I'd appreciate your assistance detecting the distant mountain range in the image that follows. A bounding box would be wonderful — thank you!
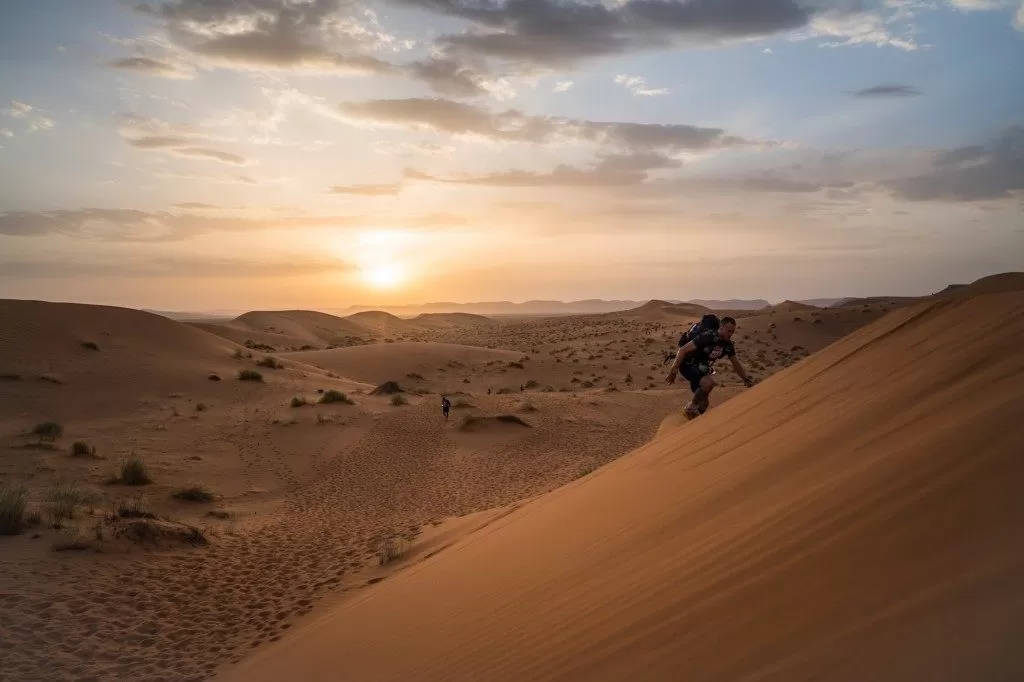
[146,297,865,321]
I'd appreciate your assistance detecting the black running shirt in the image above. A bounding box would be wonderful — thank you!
[685,330,735,368]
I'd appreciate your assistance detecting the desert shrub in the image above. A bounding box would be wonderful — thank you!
[290,396,307,408]
[390,394,408,406]
[319,390,353,405]
[81,341,100,351]
[195,402,208,413]
[118,457,152,485]
[453,398,473,408]
[377,535,408,565]
[0,483,28,535]
[70,440,96,457]
[117,495,155,519]
[517,401,537,413]
[576,458,598,479]
[257,357,282,369]
[0,372,23,380]
[32,421,63,442]
[44,481,97,526]
[237,369,264,382]
[173,484,214,502]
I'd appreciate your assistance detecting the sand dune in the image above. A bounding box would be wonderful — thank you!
[220,283,1024,682]
[411,312,495,328]
[231,310,378,345]
[188,321,319,352]
[616,299,711,322]
[764,299,820,314]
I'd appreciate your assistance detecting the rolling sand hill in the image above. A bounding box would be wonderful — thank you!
[411,312,495,329]
[617,299,711,322]
[764,299,820,314]
[229,310,375,346]
[344,310,416,337]
[0,300,248,420]
[219,278,1024,682]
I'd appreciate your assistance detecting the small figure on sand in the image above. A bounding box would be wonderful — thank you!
[441,395,451,420]
[666,315,755,418]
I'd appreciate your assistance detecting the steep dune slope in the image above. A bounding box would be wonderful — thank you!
[222,287,1024,682]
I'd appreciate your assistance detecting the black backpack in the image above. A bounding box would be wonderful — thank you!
[678,314,720,347]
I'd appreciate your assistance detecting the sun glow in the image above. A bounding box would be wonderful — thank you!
[361,262,405,289]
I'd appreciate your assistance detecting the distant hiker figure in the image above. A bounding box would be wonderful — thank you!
[665,316,754,418]
[441,396,451,420]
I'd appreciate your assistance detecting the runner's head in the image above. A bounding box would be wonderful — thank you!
[718,316,737,340]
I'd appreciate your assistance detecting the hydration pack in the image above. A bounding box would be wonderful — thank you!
[678,313,720,347]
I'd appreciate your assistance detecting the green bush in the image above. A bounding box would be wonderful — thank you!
[238,369,264,382]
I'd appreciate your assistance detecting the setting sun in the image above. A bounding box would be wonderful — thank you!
[362,263,405,289]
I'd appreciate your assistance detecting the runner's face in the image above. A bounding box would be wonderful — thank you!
[719,322,736,340]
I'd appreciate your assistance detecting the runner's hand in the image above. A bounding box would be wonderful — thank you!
[666,369,677,384]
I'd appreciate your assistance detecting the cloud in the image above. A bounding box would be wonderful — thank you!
[882,125,1024,201]
[329,184,402,195]
[337,97,765,152]
[614,74,670,96]
[0,207,470,241]
[107,56,195,79]
[393,0,814,67]
[157,171,260,184]
[172,147,248,164]
[118,113,248,165]
[172,202,219,209]
[795,7,919,51]
[0,129,12,138]
[851,84,922,97]
[405,152,682,187]
[0,255,349,279]
[553,80,574,92]
[4,101,33,118]
[132,0,399,74]
[404,57,514,99]
[3,100,56,133]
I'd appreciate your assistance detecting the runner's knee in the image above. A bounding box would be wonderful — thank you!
[699,376,716,392]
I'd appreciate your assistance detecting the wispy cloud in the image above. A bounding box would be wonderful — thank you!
[614,75,670,96]
[2,100,56,133]
[553,81,574,92]
[851,84,923,97]
[328,184,402,196]
[107,56,195,79]
[337,97,767,153]
[0,207,472,241]
[118,113,248,165]
[406,152,682,187]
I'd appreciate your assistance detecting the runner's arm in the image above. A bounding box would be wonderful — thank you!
[668,340,697,372]
[729,355,754,385]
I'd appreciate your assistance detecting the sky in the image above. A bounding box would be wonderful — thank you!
[0,0,1022,312]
